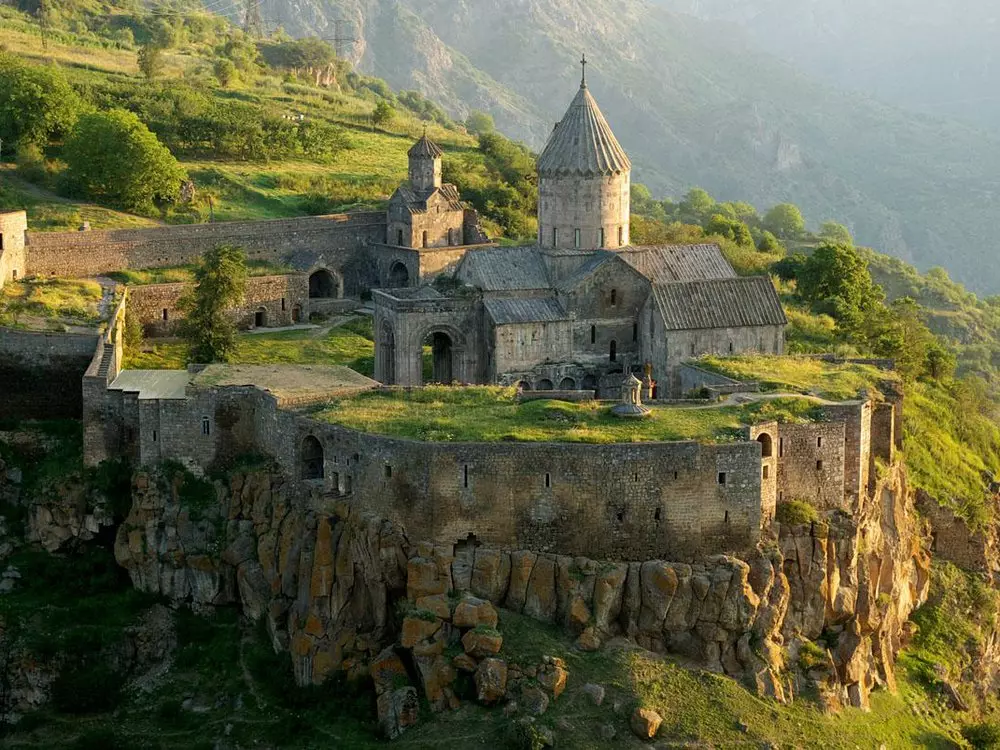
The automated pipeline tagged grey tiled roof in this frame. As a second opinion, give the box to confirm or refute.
[457,246,552,291]
[620,244,737,283]
[651,276,787,331]
[537,85,631,176]
[392,184,463,213]
[484,297,569,325]
[408,135,443,158]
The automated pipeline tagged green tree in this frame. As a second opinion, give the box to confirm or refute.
[213,58,237,87]
[757,230,785,255]
[820,220,853,245]
[0,53,80,149]
[763,203,806,239]
[465,110,495,135]
[678,187,715,223]
[180,245,249,363]
[63,110,186,213]
[137,44,164,80]
[372,100,395,127]
[705,214,753,248]
[796,243,883,332]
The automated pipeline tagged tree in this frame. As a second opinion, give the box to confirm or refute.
[820,220,853,245]
[137,44,164,80]
[757,230,785,255]
[678,187,715,223]
[180,245,249,363]
[213,58,237,87]
[796,243,883,333]
[772,252,808,282]
[465,110,495,135]
[763,203,806,239]
[0,53,80,149]
[705,214,754,248]
[63,110,186,213]
[372,100,395,127]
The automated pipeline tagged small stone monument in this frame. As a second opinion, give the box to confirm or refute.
[612,363,651,419]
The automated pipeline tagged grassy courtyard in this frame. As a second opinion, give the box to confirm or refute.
[107,260,297,286]
[315,386,822,443]
[0,278,105,330]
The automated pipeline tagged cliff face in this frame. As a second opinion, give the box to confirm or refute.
[112,460,929,709]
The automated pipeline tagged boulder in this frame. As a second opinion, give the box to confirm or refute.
[523,555,558,622]
[452,653,478,672]
[370,648,409,696]
[576,626,601,652]
[582,682,606,706]
[415,594,452,621]
[376,687,419,739]
[462,627,503,658]
[401,614,442,648]
[415,654,457,712]
[520,685,550,716]
[537,661,568,698]
[630,707,663,740]
[474,658,508,704]
[471,548,512,604]
[505,550,537,612]
[453,596,499,629]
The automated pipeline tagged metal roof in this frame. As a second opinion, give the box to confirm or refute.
[620,244,737,283]
[109,370,190,400]
[457,246,551,291]
[537,85,631,176]
[484,297,569,325]
[651,276,787,331]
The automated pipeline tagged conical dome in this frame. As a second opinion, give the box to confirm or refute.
[408,134,443,159]
[537,85,631,176]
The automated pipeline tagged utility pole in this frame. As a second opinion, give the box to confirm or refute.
[243,0,264,39]
[329,19,356,60]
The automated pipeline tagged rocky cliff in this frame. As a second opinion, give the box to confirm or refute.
[108,457,928,727]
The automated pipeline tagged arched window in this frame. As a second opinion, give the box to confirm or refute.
[300,436,324,480]
[757,433,773,458]
[610,340,617,362]
[422,230,428,248]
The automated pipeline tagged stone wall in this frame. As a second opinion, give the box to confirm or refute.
[82,294,127,465]
[0,327,100,419]
[776,422,847,510]
[538,172,630,251]
[0,211,27,288]
[491,320,574,376]
[822,401,872,510]
[129,274,310,336]
[25,213,386,279]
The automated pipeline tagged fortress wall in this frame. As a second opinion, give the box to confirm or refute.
[25,213,386,278]
[0,327,100,419]
[822,401,872,509]
[870,402,896,469]
[82,293,127,465]
[776,422,846,510]
[129,274,310,336]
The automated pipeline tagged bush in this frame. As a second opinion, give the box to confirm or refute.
[963,723,1000,750]
[775,499,819,526]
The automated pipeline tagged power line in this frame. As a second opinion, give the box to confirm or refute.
[321,18,356,60]
[242,0,264,38]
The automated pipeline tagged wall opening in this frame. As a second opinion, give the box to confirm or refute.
[724,511,730,524]
[254,307,267,328]
[201,417,210,436]
[591,325,596,344]
[762,465,769,479]
[574,228,581,248]
[598,228,605,248]
[779,437,784,457]
[718,472,727,485]
[816,460,824,471]
[757,433,773,458]
[609,340,617,362]
[292,305,302,323]
[545,472,551,488]
[536,378,554,391]
[654,507,661,522]
[517,380,531,391]
[423,331,454,384]
[817,436,823,448]
[162,309,169,321]
[389,261,410,288]
[558,377,576,390]
[422,230,428,248]
[11,269,16,280]
[384,464,392,479]
[463,465,469,488]
[309,269,340,299]
[581,374,598,392]
[552,227,557,247]
[618,226,623,245]
[632,323,638,342]
[300,435,324,480]
[281,298,286,311]
[610,289,617,306]
[397,229,404,246]
[331,471,340,493]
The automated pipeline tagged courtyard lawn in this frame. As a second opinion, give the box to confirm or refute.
[696,355,896,401]
[315,386,822,443]
[107,260,297,286]
[0,278,105,329]
[125,323,374,375]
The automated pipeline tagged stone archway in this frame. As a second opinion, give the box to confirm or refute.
[378,322,396,385]
[300,436,324,480]
[388,261,410,288]
[536,378,554,391]
[559,377,576,390]
[309,269,342,299]
[423,331,454,384]
[757,433,773,458]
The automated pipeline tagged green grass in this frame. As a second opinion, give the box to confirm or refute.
[107,260,296,286]
[0,278,105,329]
[697,354,896,401]
[125,321,375,374]
[315,386,822,443]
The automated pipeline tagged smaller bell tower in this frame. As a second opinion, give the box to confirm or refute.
[408,133,443,193]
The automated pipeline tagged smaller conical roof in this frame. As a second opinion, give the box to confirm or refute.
[537,83,631,176]
[409,134,443,159]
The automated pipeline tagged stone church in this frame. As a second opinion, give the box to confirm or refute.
[374,64,787,396]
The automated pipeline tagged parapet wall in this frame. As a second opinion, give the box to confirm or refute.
[25,213,387,278]
[0,211,27,288]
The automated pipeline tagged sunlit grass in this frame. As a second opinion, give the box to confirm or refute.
[0,278,104,328]
[107,260,296,286]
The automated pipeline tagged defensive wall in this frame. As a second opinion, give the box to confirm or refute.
[85,368,901,563]
[0,211,27,288]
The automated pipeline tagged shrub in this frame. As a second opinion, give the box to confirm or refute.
[963,723,1000,750]
[775,499,819,526]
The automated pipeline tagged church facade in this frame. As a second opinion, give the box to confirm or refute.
[374,67,787,396]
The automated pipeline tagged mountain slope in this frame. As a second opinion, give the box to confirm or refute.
[257,0,1000,294]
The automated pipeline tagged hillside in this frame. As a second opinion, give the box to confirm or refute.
[256,0,1000,294]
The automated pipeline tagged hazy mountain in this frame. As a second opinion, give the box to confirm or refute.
[658,0,1000,133]
[252,0,1000,293]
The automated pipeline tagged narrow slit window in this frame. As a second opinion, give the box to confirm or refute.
[162,309,169,321]
[762,465,769,479]
[281,298,286,311]
[718,472,727,486]
[610,289,617,306]
[591,325,596,344]
[610,340,617,362]
[574,228,581,248]
[201,417,210,436]
[816,460,824,471]
[152,430,158,443]
[545,473,551,488]
[724,511,730,524]
[618,226,623,245]
[817,437,823,448]
[385,464,392,478]
[779,437,784,457]
[463,465,469,488]
[633,323,638,342]
[598,228,605,248]
[552,227,558,246]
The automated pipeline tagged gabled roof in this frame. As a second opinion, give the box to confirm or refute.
[391,183,463,213]
[555,251,649,293]
[620,244,737,283]
[408,134,443,159]
[651,276,787,331]
[457,246,551,291]
[537,85,631,176]
[484,297,569,325]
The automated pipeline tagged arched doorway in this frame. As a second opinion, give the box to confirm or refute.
[559,377,576,390]
[423,331,454,384]
[300,436,324,480]
[536,378,554,391]
[757,433,773,458]
[309,269,340,299]
[378,322,396,385]
[388,262,410,288]
[291,305,302,323]
[581,374,598,392]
